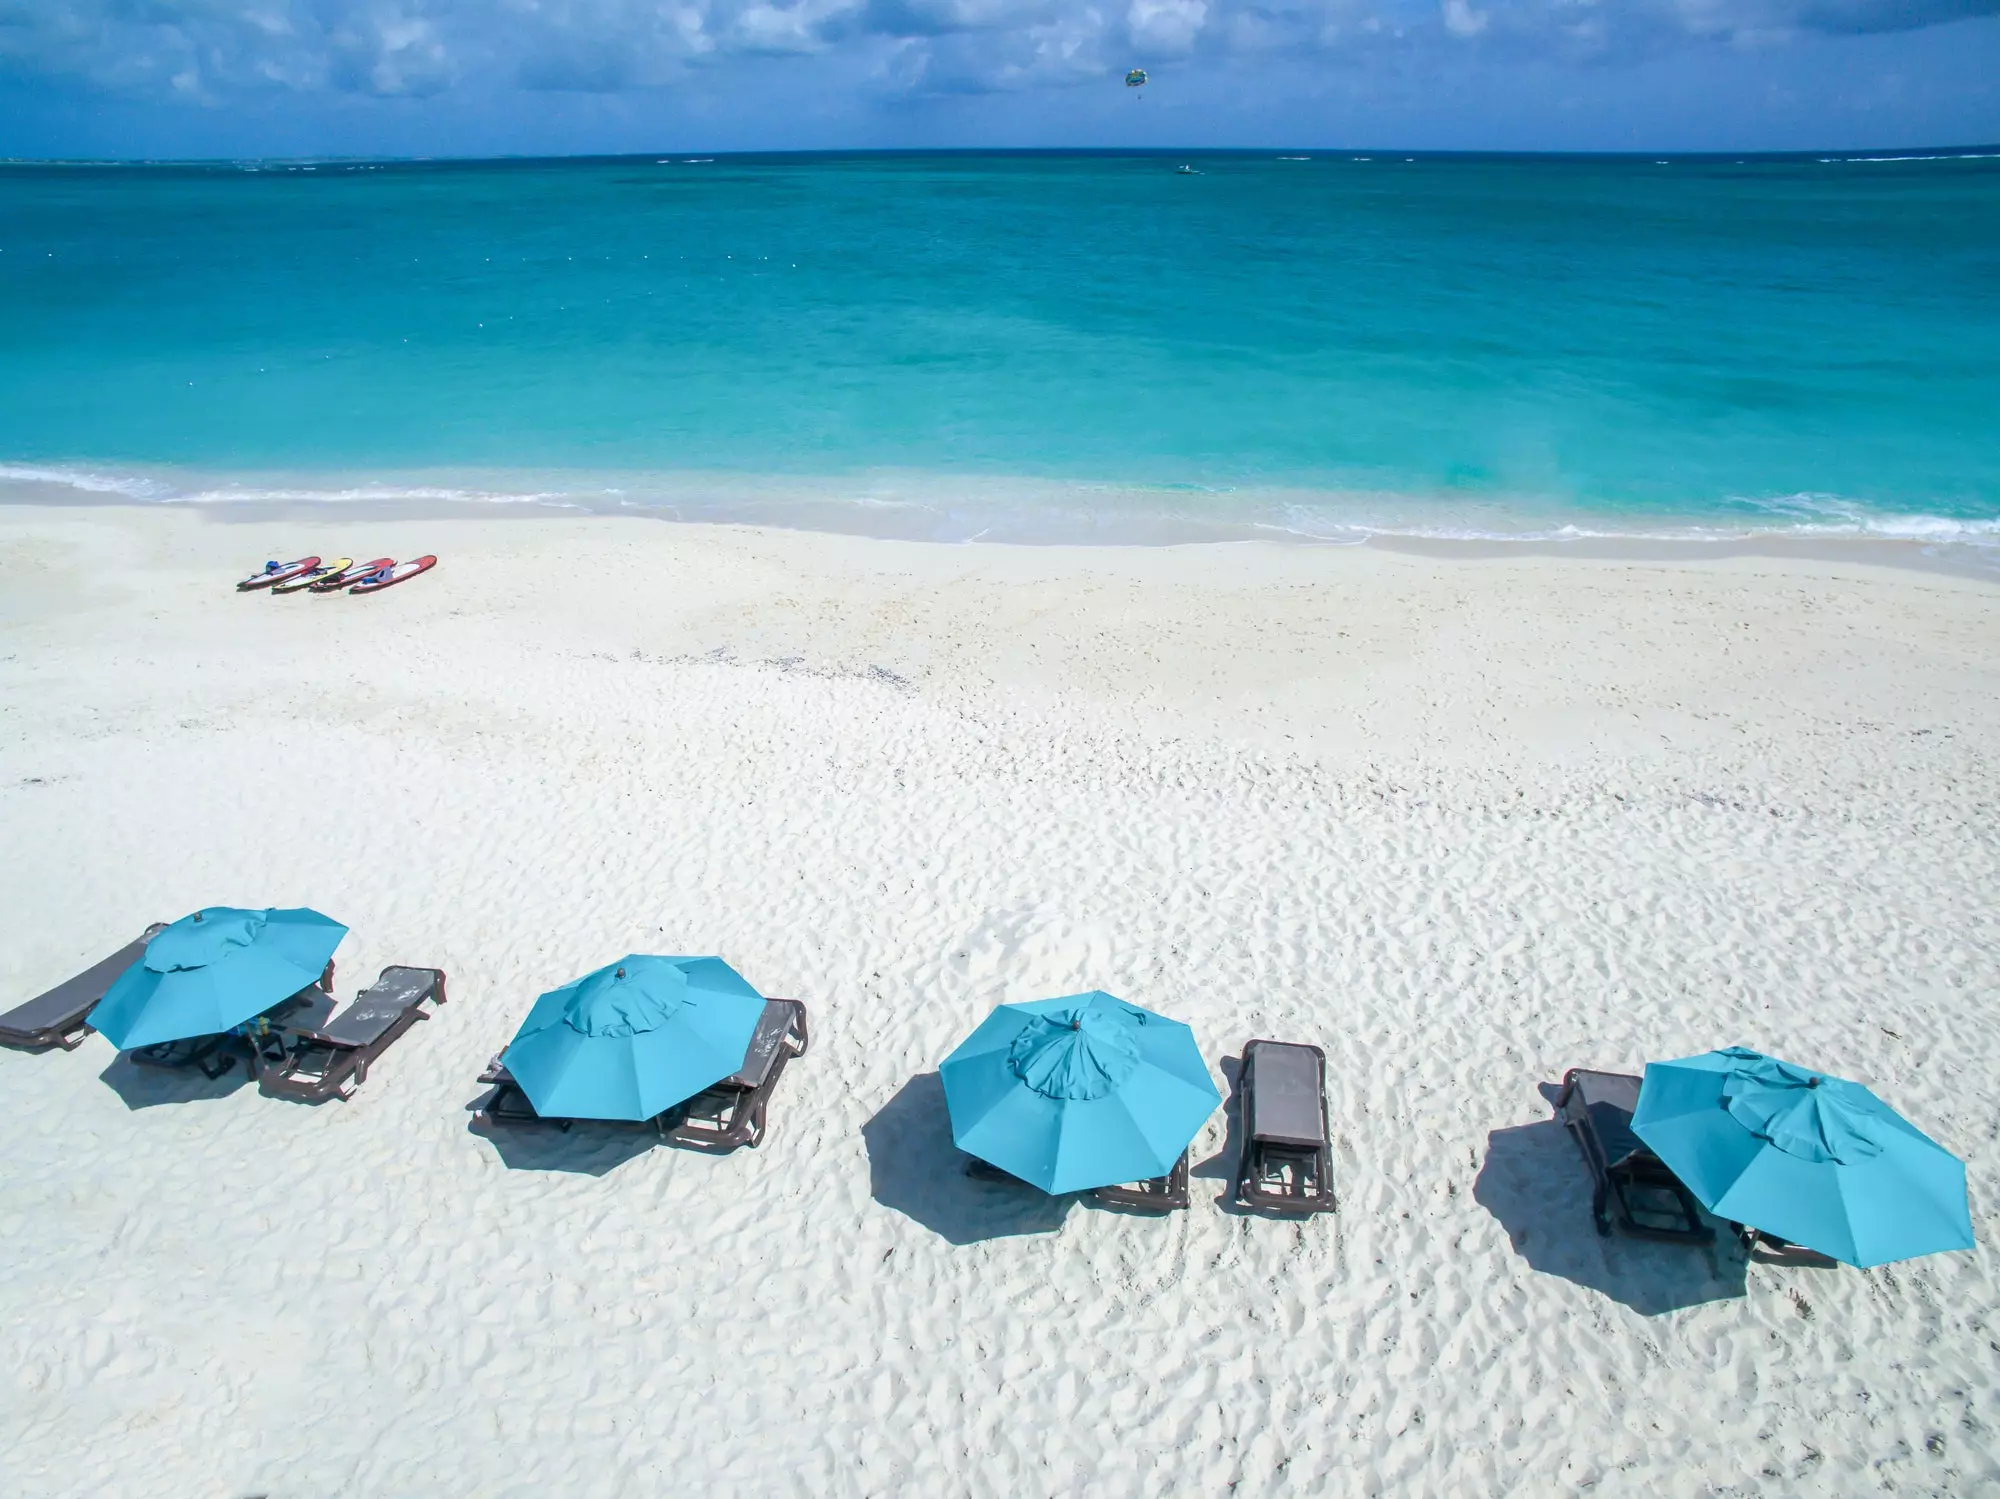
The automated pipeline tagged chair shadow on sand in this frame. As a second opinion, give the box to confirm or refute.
[861,1072,1071,1246]
[1473,1083,1749,1316]
[99,1053,255,1111]
[465,1100,665,1178]
[1188,1055,1269,1218]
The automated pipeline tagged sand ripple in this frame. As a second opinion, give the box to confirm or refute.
[1,513,1996,1496]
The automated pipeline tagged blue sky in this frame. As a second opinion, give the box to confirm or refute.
[2,1,1996,158]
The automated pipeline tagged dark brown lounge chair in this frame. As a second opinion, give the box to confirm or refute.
[0,923,166,1052]
[1091,1154,1190,1210]
[257,966,447,1102]
[1234,1038,1336,1214]
[129,961,337,1080]
[474,998,809,1151]
[1555,1067,1712,1242]
[964,1150,1192,1211]
[659,998,809,1151]
[1724,1223,1835,1265]
[129,1032,244,1078]
[473,1055,545,1127]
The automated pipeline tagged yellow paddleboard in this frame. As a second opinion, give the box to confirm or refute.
[272,557,352,594]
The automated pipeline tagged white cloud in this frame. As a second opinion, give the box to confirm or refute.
[1127,0,1207,53]
[0,0,1992,103]
[1442,0,1487,37]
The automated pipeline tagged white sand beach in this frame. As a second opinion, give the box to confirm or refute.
[2,504,1997,1498]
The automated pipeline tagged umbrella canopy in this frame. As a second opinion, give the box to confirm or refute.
[940,990,1220,1195]
[1632,1046,1974,1268]
[89,906,347,1050]
[501,955,765,1121]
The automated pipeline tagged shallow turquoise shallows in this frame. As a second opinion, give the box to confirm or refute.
[502,955,764,1121]
[941,990,1220,1194]
[1631,1047,1974,1268]
[1,152,1997,548]
[89,906,346,1050]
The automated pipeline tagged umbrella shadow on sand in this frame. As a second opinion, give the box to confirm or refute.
[98,1053,254,1111]
[862,1072,1072,1246]
[464,1090,663,1178]
[1474,1096,1748,1316]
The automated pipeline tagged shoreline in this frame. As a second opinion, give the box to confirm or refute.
[5,486,1998,582]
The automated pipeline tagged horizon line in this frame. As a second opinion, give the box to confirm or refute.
[4,143,1999,169]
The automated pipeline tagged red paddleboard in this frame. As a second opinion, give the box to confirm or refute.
[237,556,320,592]
[308,557,393,593]
[349,555,437,595]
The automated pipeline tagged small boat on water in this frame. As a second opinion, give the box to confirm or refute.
[1175,164,1199,176]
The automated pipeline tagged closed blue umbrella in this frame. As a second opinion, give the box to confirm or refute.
[941,990,1219,1194]
[502,955,765,1121]
[1632,1047,1974,1268]
[89,906,346,1050]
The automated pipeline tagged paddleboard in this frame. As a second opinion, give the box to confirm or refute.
[271,557,352,594]
[348,555,437,595]
[307,557,392,593]
[236,556,320,591]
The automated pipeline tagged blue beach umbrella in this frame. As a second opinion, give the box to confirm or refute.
[940,990,1220,1195]
[502,955,765,1121]
[89,906,347,1051]
[1632,1046,1974,1268]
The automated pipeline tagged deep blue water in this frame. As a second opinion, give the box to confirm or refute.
[2,149,1996,543]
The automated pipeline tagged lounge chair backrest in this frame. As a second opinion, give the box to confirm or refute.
[723,1000,796,1089]
[1249,1041,1327,1148]
[1567,1070,1650,1170]
[0,925,163,1036]
[318,966,439,1049]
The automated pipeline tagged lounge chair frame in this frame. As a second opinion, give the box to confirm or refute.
[1234,1038,1336,1215]
[0,923,166,1052]
[130,1033,243,1078]
[1090,1153,1190,1211]
[963,1150,1192,1211]
[256,966,447,1103]
[1555,1067,1713,1243]
[1726,1223,1837,1266]
[474,998,809,1152]
[473,1056,549,1128]
[657,999,810,1152]
[127,961,337,1079]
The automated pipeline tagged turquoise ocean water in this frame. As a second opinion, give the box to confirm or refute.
[2,149,1996,548]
